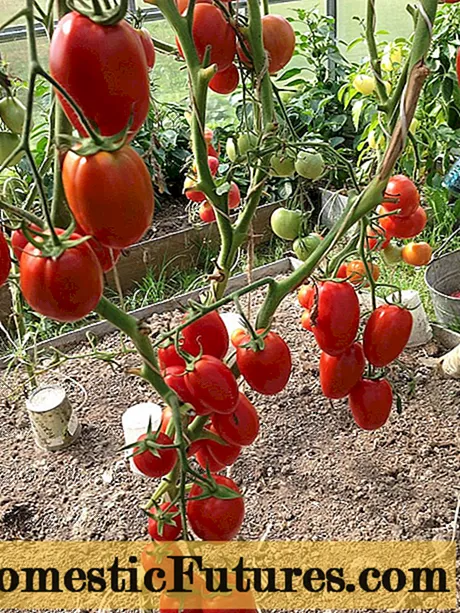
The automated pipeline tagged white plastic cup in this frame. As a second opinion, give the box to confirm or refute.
[220,312,245,358]
[122,402,162,475]
[387,289,432,348]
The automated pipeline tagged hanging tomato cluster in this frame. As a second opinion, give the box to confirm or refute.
[134,309,292,542]
[298,279,413,431]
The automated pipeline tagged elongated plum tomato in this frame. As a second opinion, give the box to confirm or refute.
[304,281,360,356]
[320,343,365,399]
[237,14,295,75]
[62,146,154,249]
[49,12,149,139]
[0,231,11,287]
[212,393,260,446]
[11,224,42,262]
[336,263,348,279]
[133,432,176,478]
[164,365,212,416]
[379,205,427,239]
[348,378,393,431]
[382,175,419,218]
[176,4,236,71]
[185,355,239,414]
[20,232,103,322]
[181,310,229,360]
[136,27,156,69]
[199,201,216,223]
[187,474,244,540]
[209,63,239,95]
[228,182,241,209]
[236,330,292,395]
[363,304,413,368]
[148,503,182,542]
[198,426,241,466]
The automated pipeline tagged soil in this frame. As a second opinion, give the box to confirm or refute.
[0,288,458,613]
[146,194,192,239]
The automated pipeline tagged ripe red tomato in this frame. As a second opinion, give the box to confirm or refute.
[11,224,41,262]
[319,343,365,399]
[136,27,156,69]
[348,378,393,430]
[298,284,314,308]
[159,346,186,371]
[236,330,292,395]
[63,146,154,249]
[379,205,427,239]
[177,4,236,71]
[230,327,246,347]
[50,12,149,138]
[148,503,182,541]
[74,223,120,273]
[182,310,229,360]
[0,230,11,287]
[228,182,241,209]
[192,155,219,177]
[382,175,419,218]
[346,260,380,286]
[363,304,413,367]
[209,63,239,94]
[199,201,216,223]
[212,393,259,446]
[366,226,390,251]
[196,427,241,467]
[185,355,239,414]
[194,440,226,472]
[237,15,295,74]
[164,365,212,416]
[187,474,244,540]
[20,233,103,322]
[301,310,312,330]
[304,281,360,356]
[336,263,348,279]
[133,432,177,478]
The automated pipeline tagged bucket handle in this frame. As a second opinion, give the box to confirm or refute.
[431,227,460,261]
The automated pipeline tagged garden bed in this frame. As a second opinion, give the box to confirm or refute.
[0,284,458,613]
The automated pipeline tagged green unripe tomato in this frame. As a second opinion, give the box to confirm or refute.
[0,97,27,134]
[382,242,403,266]
[270,154,295,178]
[293,233,322,261]
[295,151,325,180]
[237,133,256,160]
[226,137,237,162]
[0,132,23,167]
[270,207,302,241]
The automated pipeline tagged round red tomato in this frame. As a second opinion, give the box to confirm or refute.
[182,310,229,360]
[199,201,216,223]
[133,432,177,478]
[148,503,182,541]
[319,343,365,399]
[382,175,419,218]
[159,345,186,371]
[379,205,427,239]
[297,284,314,308]
[236,330,291,395]
[185,355,239,414]
[20,233,103,322]
[363,304,413,367]
[74,223,120,273]
[336,263,348,279]
[11,224,41,262]
[212,393,259,446]
[228,182,241,209]
[63,146,154,250]
[136,27,156,69]
[209,63,239,94]
[50,12,149,138]
[164,365,212,416]
[348,378,393,431]
[304,281,360,356]
[177,4,236,71]
[0,230,11,287]
[187,474,244,540]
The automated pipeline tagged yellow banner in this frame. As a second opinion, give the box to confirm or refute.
[0,540,455,610]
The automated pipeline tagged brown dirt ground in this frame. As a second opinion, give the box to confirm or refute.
[0,288,459,613]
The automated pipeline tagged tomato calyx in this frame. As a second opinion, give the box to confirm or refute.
[145,502,182,538]
[21,221,93,259]
[64,117,135,157]
[123,419,178,458]
[189,474,242,501]
[237,327,271,352]
[67,0,128,26]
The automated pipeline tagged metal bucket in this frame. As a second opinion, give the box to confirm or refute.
[425,249,460,326]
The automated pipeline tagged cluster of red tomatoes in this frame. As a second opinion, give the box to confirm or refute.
[175,0,295,95]
[183,128,241,222]
[298,280,413,431]
[0,12,157,322]
[132,308,291,543]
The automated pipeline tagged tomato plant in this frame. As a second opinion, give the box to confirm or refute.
[363,305,413,367]
[63,146,154,249]
[50,12,150,138]
[187,474,244,540]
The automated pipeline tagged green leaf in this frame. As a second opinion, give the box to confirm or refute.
[352,99,364,131]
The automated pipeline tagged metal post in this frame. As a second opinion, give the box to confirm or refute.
[128,0,137,12]
[326,0,338,79]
